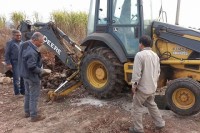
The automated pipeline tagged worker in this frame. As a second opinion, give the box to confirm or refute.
[19,32,51,122]
[4,30,25,96]
[129,35,165,133]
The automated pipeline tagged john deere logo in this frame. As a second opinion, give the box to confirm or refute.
[43,36,62,55]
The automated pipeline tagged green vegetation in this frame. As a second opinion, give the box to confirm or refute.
[50,11,88,42]
[33,12,41,22]
[0,16,6,29]
[1,11,88,44]
[10,12,26,28]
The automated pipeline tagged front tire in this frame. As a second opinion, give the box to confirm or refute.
[166,78,200,116]
[80,47,125,98]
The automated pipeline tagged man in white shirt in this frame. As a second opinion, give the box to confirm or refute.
[129,35,165,133]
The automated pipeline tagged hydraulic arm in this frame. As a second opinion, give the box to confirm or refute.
[19,20,82,69]
[19,20,83,101]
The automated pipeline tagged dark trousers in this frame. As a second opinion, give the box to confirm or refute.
[11,60,25,95]
[20,77,25,95]
[24,79,41,117]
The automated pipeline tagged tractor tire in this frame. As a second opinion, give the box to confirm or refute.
[80,47,125,99]
[155,95,168,110]
[165,78,200,116]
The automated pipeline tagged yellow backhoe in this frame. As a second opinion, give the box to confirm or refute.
[19,0,200,116]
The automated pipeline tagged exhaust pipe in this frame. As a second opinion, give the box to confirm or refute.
[175,0,181,25]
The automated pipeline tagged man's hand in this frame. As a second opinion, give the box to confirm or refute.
[131,84,137,95]
[41,69,52,76]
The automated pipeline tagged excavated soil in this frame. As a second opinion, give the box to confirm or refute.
[1,84,200,133]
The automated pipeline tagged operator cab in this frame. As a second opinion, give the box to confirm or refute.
[87,0,162,58]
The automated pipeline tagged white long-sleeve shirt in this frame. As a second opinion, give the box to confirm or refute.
[131,47,160,94]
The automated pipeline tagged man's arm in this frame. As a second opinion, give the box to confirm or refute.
[131,54,142,93]
[131,54,142,84]
[26,52,42,74]
[4,41,12,69]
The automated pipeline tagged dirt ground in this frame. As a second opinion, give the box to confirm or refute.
[1,84,200,133]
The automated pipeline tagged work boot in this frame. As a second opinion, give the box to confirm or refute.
[30,115,45,122]
[155,125,165,130]
[154,126,165,133]
[20,91,25,95]
[24,113,30,118]
[129,127,144,133]
[15,94,23,98]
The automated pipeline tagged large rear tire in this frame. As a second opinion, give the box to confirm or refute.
[166,78,200,116]
[80,47,125,98]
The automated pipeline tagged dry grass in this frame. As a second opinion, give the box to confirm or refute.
[0,28,11,60]
[0,16,6,29]
[50,11,88,43]
[0,11,88,61]
[10,12,26,29]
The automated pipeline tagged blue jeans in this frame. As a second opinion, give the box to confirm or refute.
[11,60,25,95]
[20,77,25,95]
[24,79,41,117]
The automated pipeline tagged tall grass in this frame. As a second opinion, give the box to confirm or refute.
[4,11,88,43]
[50,11,88,43]
[10,12,26,28]
[0,16,6,29]
[0,16,11,57]
[0,15,10,47]
[0,11,88,51]
[32,12,42,22]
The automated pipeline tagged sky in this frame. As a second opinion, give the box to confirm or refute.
[0,0,91,22]
[1,0,200,28]
[156,0,200,29]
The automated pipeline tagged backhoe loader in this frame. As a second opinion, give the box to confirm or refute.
[19,0,200,116]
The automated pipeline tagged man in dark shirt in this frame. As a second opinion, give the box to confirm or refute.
[19,32,51,122]
[4,30,25,96]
